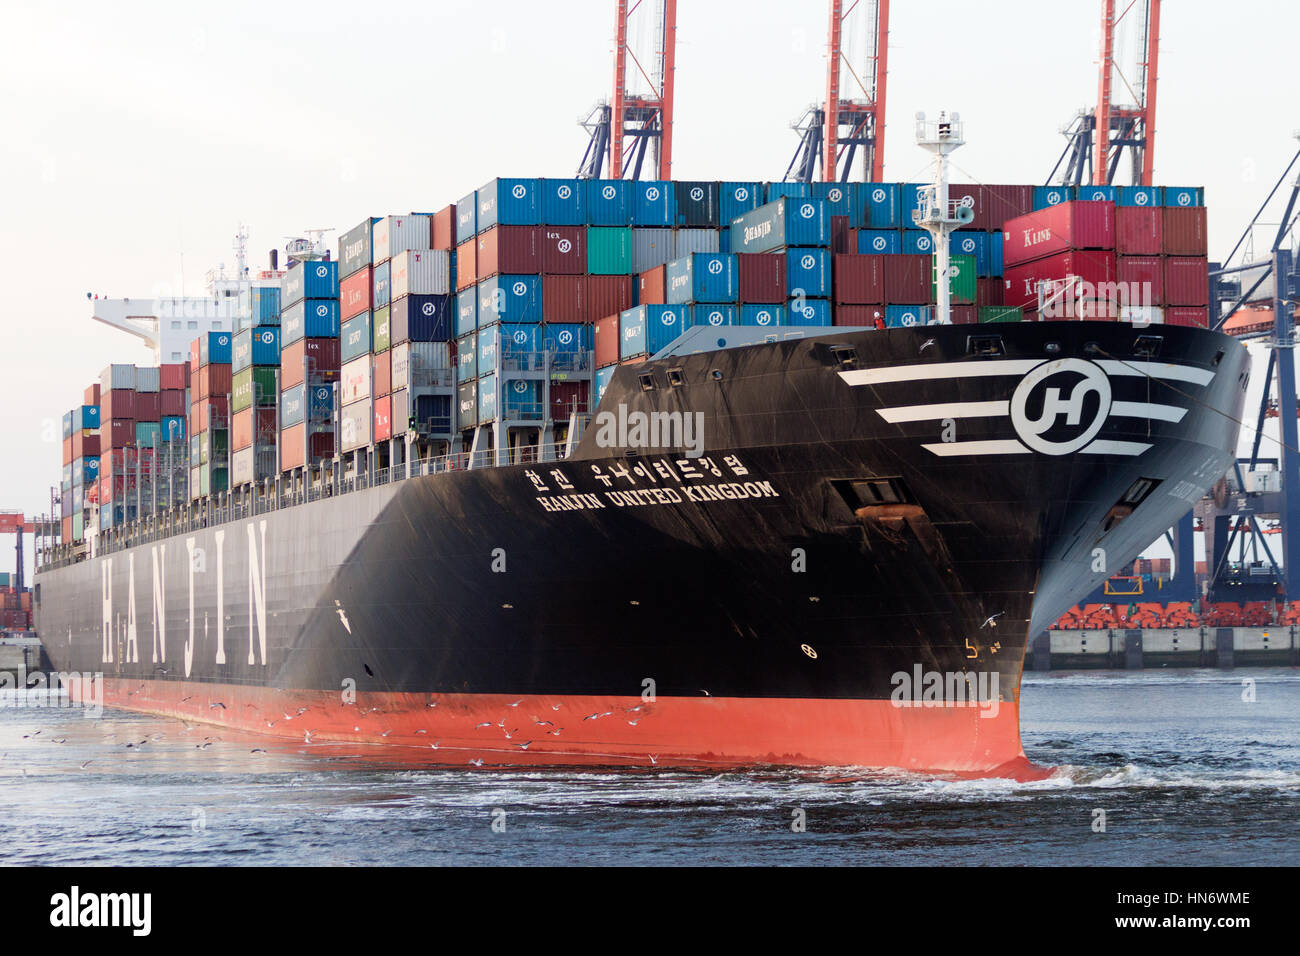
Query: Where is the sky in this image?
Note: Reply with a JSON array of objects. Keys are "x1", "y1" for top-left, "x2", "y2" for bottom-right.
[{"x1": 1, "y1": 0, "x2": 1296, "y2": 576}]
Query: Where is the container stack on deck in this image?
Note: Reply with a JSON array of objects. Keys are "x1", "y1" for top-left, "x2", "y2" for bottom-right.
[
  {"x1": 280, "y1": 258, "x2": 339, "y2": 476},
  {"x1": 60, "y1": 398, "x2": 100, "y2": 543},
  {"x1": 230, "y1": 324, "x2": 280, "y2": 487},
  {"x1": 189, "y1": 332, "x2": 233, "y2": 499},
  {"x1": 0, "y1": 573, "x2": 31, "y2": 631}
]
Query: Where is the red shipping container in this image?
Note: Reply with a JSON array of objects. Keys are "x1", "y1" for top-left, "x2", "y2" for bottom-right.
[
  {"x1": 830, "y1": 216, "x2": 852, "y2": 254},
  {"x1": 340, "y1": 267, "x2": 372, "y2": 320},
  {"x1": 951, "y1": 306, "x2": 979, "y2": 325},
  {"x1": 882, "y1": 254, "x2": 931, "y2": 304},
  {"x1": 161, "y1": 389, "x2": 186, "y2": 416},
  {"x1": 550, "y1": 381, "x2": 591, "y2": 421},
  {"x1": 585, "y1": 275, "x2": 634, "y2": 324},
  {"x1": 84, "y1": 383, "x2": 101, "y2": 406},
  {"x1": 833, "y1": 254, "x2": 884, "y2": 305},
  {"x1": 834, "y1": 305, "x2": 884, "y2": 328},
  {"x1": 279, "y1": 424, "x2": 335, "y2": 470},
  {"x1": 542, "y1": 275, "x2": 584, "y2": 322},
  {"x1": 1117, "y1": 256, "x2": 1164, "y2": 306},
  {"x1": 1163, "y1": 257, "x2": 1210, "y2": 306},
  {"x1": 191, "y1": 396, "x2": 229, "y2": 434},
  {"x1": 72, "y1": 431, "x2": 100, "y2": 460},
  {"x1": 61, "y1": 435, "x2": 73, "y2": 464},
  {"x1": 1165, "y1": 306, "x2": 1210, "y2": 328},
  {"x1": 476, "y1": 225, "x2": 540, "y2": 278},
  {"x1": 737, "y1": 254, "x2": 786, "y2": 303},
  {"x1": 189, "y1": 339, "x2": 201, "y2": 373},
  {"x1": 594, "y1": 313, "x2": 621, "y2": 368},
  {"x1": 373, "y1": 395, "x2": 392, "y2": 442},
  {"x1": 432, "y1": 205, "x2": 456, "y2": 250},
  {"x1": 1161, "y1": 207, "x2": 1208, "y2": 256},
  {"x1": 160, "y1": 363, "x2": 188, "y2": 390},
  {"x1": 1116, "y1": 206, "x2": 1162, "y2": 256},
  {"x1": 372, "y1": 349, "x2": 392, "y2": 398},
  {"x1": 979, "y1": 185, "x2": 1034, "y2": 230},
  {"x1": 281, "y1": 338, "x2": 341, "y2": 388},
  {"x1": 456, "y1": 238, "x2": 478, "y2": 291},
  {"x1": 638, "y1": 266, "x2": 667, "y2": 305},
  {"x1": 107, "y1": 419, "x2": 136, "y2": 449},
  {"x1": 232, "y1": 408, "x2": 276, "y2": 451},
  {"x1": 541, "y1": 226, "x2": 586, "y2": 275},
  {"x1": 1002, "y1": 250, "x2": 1118, "y2": 309},
  {"x1": 197, "y1": 364, "x2": 232, "y2": 401},
  {"x1": 135, "y1": 391, "x2": 161, "y2": 422},
  {"x1": 101, "y1": 389, "x2": 136, "y2": 422},
  {"x1": 976, "y1": 277, "x2": 1004, "y2": 307},
  {"x1": 1002, "y1": 201, "x2": 1115, "y2": 268}
]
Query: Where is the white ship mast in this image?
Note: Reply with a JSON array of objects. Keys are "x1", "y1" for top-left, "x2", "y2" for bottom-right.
[{"x1": 912, "y1": 111, "x2": 972, "y2": 326}]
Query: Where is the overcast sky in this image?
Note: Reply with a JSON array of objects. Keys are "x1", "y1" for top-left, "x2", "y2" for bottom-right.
[{"x1": 1, "y1": 0, "x2": 1295, "y2": 574}]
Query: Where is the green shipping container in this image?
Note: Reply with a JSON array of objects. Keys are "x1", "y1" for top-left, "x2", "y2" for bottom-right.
[
  {"x1": 196, "y1": 464, "x2": 229, "y2": 497},
  {"x1": 979, "y1": 306, "x2": 1023, "y2": 323},
  {"x1": 932, "y1": 254, "x2": 977, "y2": 305},
  {"x1": 373, "y1": 305, "x2": 392, "y2": 353},
  {"x1": 72, "y1": 513, "x2": 84, "y2": 541},
  {"x1": 587, "y1": 227, "x2": 634, "y2": 275},
  {"x1": 232, "y1": 367, "x2": 277, "y2": 412},
  {"x1": 199, "y1": 428, "x2": 229, "y2": 467}
]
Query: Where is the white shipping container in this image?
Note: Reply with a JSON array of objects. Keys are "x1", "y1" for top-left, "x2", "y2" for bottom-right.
[
  {"x1": 341, "y1": 355, "x2": 371, "y2": 404},
  {"x1": 135, "y1": 366, "x2": 162, "y2": 393},
  {"x1": 372, "y1": 215, "x2": 432, "y2": 264},
  {"x1": 100, "y1": 364, "x2": 136, "y2": 392},
  {"x1": 632, "y1": 228, "x2": 675, "y2": 273},
  {"x1": 673, "y1": 229, "x2": 720, "y2": 257},
  {"x1": 340, "y1": 399, "x2": 373, "y2": 452},
  {"x1": 391, "y1": 343, "x2": 411, "y2": 391},
  {"x1": 231, "y1": 446, "x2": 255, "y2": 486},
  {"x1": 1120, "y1": 305, "x2": 1165, "y2": 326},
  {"x1": 390, "y1": 249, "x2": 450, "y2": 298}
]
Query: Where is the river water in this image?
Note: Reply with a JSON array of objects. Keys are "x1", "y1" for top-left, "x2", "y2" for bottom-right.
[{"x1": 1, "y1": 668, "x2": 1296, "y2": 866}]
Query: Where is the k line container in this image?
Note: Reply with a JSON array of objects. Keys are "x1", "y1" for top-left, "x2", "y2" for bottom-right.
[
  {"x1": 1002, "y1": 201, "x2": 1116, "y2": 267},
  {"x1": 1002, "y1": 250, "x2": 1119, "y2": 308}
]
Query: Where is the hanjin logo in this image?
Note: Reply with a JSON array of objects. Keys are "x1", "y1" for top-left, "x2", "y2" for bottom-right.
[
  {"x1": 755, "y1": 310, "x2": 773, "y2": 326},
  {"x1": 514, "y1": 379, "x2": 528, "y2": 393},
  {"x1": 260, "y1": 331, "x2": 274, "y2": 344},
  {"x1": 1135, "y1": 191, "x2": 1150, "y2": 206},
  {"x1": 872, "y1": 187, "x2": 886, "y2": 203},
  {"x1": 1047, "y1": 190, "x2": 1063, "y2": 205},
  {"x1": 960, "y1": 238, "x2": 976, "y2": 253},
  {"x1": 708, "y1": 311, "x2": 725, "y2": 326},
  {"x1": 602, "y1": 185, "x2": 617, "y2": 200},
  {"x1": 316, "y1": 265, "x2": 328, "y2": 277},
  {"x1": 513, "y1": 330, "x2": 528, "y2": 344},
  {"x1": 707, "y1": 259, "x2": 723, "y2": 274},
  {"x1": 512, "y1": 281, "x2": 527, "y2": 296},
  {"x1": 735, "y1": 187, "x2": 750, "y2": 201},
  {"x1": 873, "y1": 236, "x2": 888, "y2": 251},
  {"x1": 799, "y1": 202, "x2": 816, "y2": 219},
  {"x1": 558, "y1": 329, "x2": 574, "y2": 345},
  {"x1": 512, "y1": 183, "x2": 527, "y2": 199},
  {"x1": 1010, "y1": 359, "x2": 1111, "y2": 454},
  {"x1": 690, "y1": 187, "x2": 704, "y2": 201},
  {"x1": 557, "y1": 238, "x2": 572, "y2": 254},
  {"x1": 557, "y1": 184, "x2": 572, "y2": 199},
  {"x1": 1176, "y1": 191, "x2": 1192, "y2": 206},
  {"x1": 661, "y1": 311, "x2": 677, "y2": 326},
  {"x1": 828, "y1": 188, "x2": 843, "y2": 203},
  {"x1": 316, "y1": 304, "x2": 328, "y2": 317},
  {"x1": 800, "y1": 253, "x2": 816, "y2": 270},
  {"x1": 646, "y1": 186, "x2": 661, "y2": 201},
  {"x1": 422, "y1": 302, "x2": 435, "y2": 316}
]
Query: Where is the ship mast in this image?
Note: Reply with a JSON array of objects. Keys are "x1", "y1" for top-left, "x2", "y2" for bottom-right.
[{"x1": 911, "y1": 111, "x2": 969, "y2": 326}]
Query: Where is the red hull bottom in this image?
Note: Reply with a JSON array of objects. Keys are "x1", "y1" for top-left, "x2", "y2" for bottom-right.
[{"x1": 83, "y1": 678, "x2": 1044, "y2": 778}]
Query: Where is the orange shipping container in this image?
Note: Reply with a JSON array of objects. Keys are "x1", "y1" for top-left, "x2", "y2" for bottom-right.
[{"x1": 373, "y1": 395, "x2": 392, "y2": 442}]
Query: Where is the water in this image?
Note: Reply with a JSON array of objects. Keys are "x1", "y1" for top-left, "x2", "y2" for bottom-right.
[{"x1": 1, "y1": 669, "x2": 1296, "y2": 866}]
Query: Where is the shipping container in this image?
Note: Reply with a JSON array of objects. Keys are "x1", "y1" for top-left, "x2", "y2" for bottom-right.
[
  {"x1": 455, "y1": 238, "x2": 478, "y2": 292},
  {"x1": 1164, "y1": 257, "x2": 1210, "y2": 306},
  {"x1": 1116, "y1": 205, "x2": 1162, "y2": 256},
  {"x1": 391, "y1": 387, "x2": 410, "y2": 435},
  {"x1": 281, "y1": 260, "x2": 338, "y2": 306},
  {"x1": 457, "y1": 333, "x2": 478, "y2": 383},
  {"x1": 1117, "y1": 256, "x2": 1165, "y2": 306},
  {"x1": 594, "y1": 312, "x2": 620, "y2": 368},
  {"x1": 373, "y1": 214, "x2": 433, "y2": 262},
  {"x1": 390, "y1": 249, "x2": 451, "y2": 298},
  {"x1": 810, "y1": 182, "x2": 851, "y2": 218},
  {"x1": 1032, "y1": 186, "x2": 1072, "y2": 210},
  {"x1": 688, "y1": 304, "x2": 738, "y2": 328},
  {"x1": 833, "y1": 255, "x2": 884, "y2": 304},
  {"x1": 457, "y1": 381, "x2": 478, "y2": 429},
  {"x1": 279, "y1": 382, "x2": 333, "y2": 429},
  {"x1": 674, "y1": 181, "x2": 719, "y2": 227},
  {"x1": 718, "y1": 182, "x2": 762, "y2": 223},
  {"x1": 738, "y1": 304, "x2": 782, "y2": 327},
  {"x1": 71, "y1": 404, "x2": 101, "y2": 431},
  {"x1": 279, "y1": 422, "x2": 334, "y2": 471},
  {"x1": 476, "y1": 225, "x2": 540, "y2": 277},
  {"x1": 231, "y1": 407, "x2": 276, "y2": 451},
  {"x1": 391, "y1": 294, "x2": 454, "y2": 344},
  {"x1": 501, "y1": 378, "x2": 542, "y2": 420},
  {"x1": 549, "y1": 380, "x2": 590, "y2": 422},
  {"x1": 1002, "y1": 201, "x2": 1116, "y2": 267},
  {"x1": 372, "y1": 259, "x2": 391, "y2": 310},
  {"x1": 542, "y1": 275, "x2": 584, "y2": 322},
  {"x1": 786, "y1": 299, "x2": 832, "y2": 326},
  {"x1": 902, "y1": 230, "x2": 935, "y2": 255},
  {"x1": 100, "y1": 364, "x2": 137, "y2": 392},
  {"x1": 339, "y1": 218, "x2": 379, "y2": 279},
  {"x1": 1075, "y1": 185, "x2": 1117, "y2": 203},
  {"x1": 765, "y1": 182, "x2": 812, "y2": 202},
  {"x1": 977, "y1": 184, "x2": 1033, "y2": 229},
  {"x1": 594, "y1": 365, "x2": 616, "y2": 406},
  {"x1": 477, "y1": 374, "x2": 497, "y2": 422},
  {"x1": 476, "y1": 275, "x2": 541, "y2": 325},
  {"x1": 540, "y1": 178, "x2": 586, "y2": 225},
  {"x1": 884, "y1": 305, "x2": 933, "y2": 328},
  {"x1": 1161, "y1": 206, "x2": 1208, "y2": 256},
  {"x1": 832, "y1": 305, "x2": 882, "y2": 327},
  {"x1": 933, "y1": 254, "x2": 977, "y2": 305},
  {"x1": 455, "y1": 289, "x2": 479, "y2": 337},
  {"x1": 584, "y1": 179, "x2": 633, "y2": 225},
  {"x1": 950, "y1": 231, "x2": 990, "y2": 275},
  {"x1": 785, "y1": 247, "x2": 831, "y2": 298},
  {"x1": 340, "y1": 267, "x2": 372, "y2": 319},
  {"x1": 1002, "y1": 250, "x2": 1119, "y2": 309},
  {"x1": 231, "y1": 366, "x2": 277, "y2": 413},
  {"x1": 1163, "y1": 187, "x2": 1204, "y2": 208},
  {"x1": 587, "y1": 227, "x2": 634, "y2": 274},
  {"x1": 882, "y1": 254, "x2": 932, "y2": 303},
  {"x1": 1165, "y1": 306, "x2": 1210, "y2": 327},
  {"x1": 673, "y1": 228, "x2": 720, "y2": 258},
  {"x1": 84, "y1": 383, "x2": 101, "y2": 406},
  {"x1": 477, "y1": 179, "x2": 541, "y2": 232},
  {"x1": 371, "y1": 394, "x2": 392, "y2": 441},
  {"x1": 160, "y1": 363, "x2": 188, "y2": 391},
  {"x1": 618, "y1": 305, "x2": 686, "y2": 359},
  {"x1": 540, "y1": 226, "x2": 587, "y2": 275},
  {"x1": 585, "y1": 274, "x2": 634, "y2": 322},
  {"x1": 666, "y1": 253, "x2": 739, "y2": 304},
  {"x1": 280, "y1": 338, "x2": 341, "y2": 389},
  {"x1": 979, "y1": 306, "x2": 1024, "y2": 323},
  {"x1": 372, "y1": 305, "x2": 391, "y2": 352},
  {"x1": 857, "y1": 229, "x2": 902, "y2": 255},
  {"x1": 857, "y1": 182, "x2": 902, "y2": 228},
  {"x1": 632, "y1": 180, "x2": 675, "y2": 226},
  {"x1": 1118, "y1": 186, "x2": 1163, "y2": 208},
  {"x1": 340, "y1": 399, "x2": 372, "y2": 452},
  {"x1": 340, "y1": 312, "x2": 373, "y2": 363},
  {"x1": 341, "y1": 355, "x2": 371, "y2": 404},
  {"x1": 730, "y1": 197, "x2": 828, "y2": 254},
  {"x1": 457, "y1": 192, "x2": 478, "y2": 245},
  {"x1": 631, "y1": 228, "x2": 675, "y2": 273},
  {"x1": 231, "y1": 326, "x2": 280, "y2": 372},
  {"x1": 543, "y1": 323, "x2": 593, "y2": 354},
  {"x1": 432, "y1": 205, "x2": 456, "y2": 250},
  {"x1": 196, "y1": 364, "x2": 232, "y2": 402},
  {"x1": 372, "y1": 349, "x2": 391, "y2": 398},
  {"x1": 736, "y1": 253, "x2": 785, "y2": 303},
  {"x1": 135, "y1": 366, "x2": 161, "y2": 393},
  {"x1": 280, "y1": 299, "x2": 340, "y2": 345}
]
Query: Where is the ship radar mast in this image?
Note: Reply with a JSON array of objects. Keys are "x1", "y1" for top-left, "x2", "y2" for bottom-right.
[
  {"x1": 284, "y1": 229, "x2": 333, "y2": 265},
  {"x1": 912, "y1": 110, "x2": 970, "y2": 326}
]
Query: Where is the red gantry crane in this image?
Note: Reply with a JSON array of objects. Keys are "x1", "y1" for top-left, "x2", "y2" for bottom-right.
[{"x1": 578, "y1": 0, "x2": 677, "y2": 180}]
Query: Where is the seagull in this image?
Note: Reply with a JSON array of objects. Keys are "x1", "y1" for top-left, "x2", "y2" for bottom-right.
[
  {"x1": 535, "y1": 720, "x2": 555, "y2": 728},
  {"x1": 380, "y1": 730, "x2": 392, "y2": 737},
  {"x1": 430, "y1": 742, "x2": 439, "y2": 750},
  {"x1": 475, "y1": 722, "x2": 492, "y2": 729},
  {"x1": 426, "y1": 701, "x2": 438, "y2": 709},
  {"x1": 700, "y1": 690, "x2": 711, "y2": 697},
  {"x1": 180, "y1": 697, "x2": 193, "y2": 703},
  {"x1": 518, "y1": 741, "x2": 532, "y2": 750},
  {"x1": 415, "y1": 729, "x2": 428, "y2": 735},
  {"x1": 584, "y1": 712, "x2": 612, "y2": 721},
  {"x1": 303, "y1": 730, "x2": 316, "y2": 743},
  {"x1": 981, "y1": 612, "x2": 1004, "y2": 629},
  {"x1": 196, "y1": 742, "x2": 213, "y2": 750},
  {"x1": 251, "y1": 748, "x2": 267, "y2": 755},
  {"x1": 266, "y1": 720, "x2": 277, "y2": 728},
  {"x1": 468, "y1": 758, "x2": 483, "y2": 767},
  {"x1": 649, "y1": 754, "x2": 658, "y2": 766},
  {"x1": 627, "y1": 719, "x2": 640, "y2": 726},
  {"x1": 209, "y1": 702, "x2": 226, "y2": 710},
  {"x1": 79, "y1": 760, "x2": 93, "y2": 769},
  {"x1": 51, "y1": 737, "x2": 67, "y2": 744},
  {"x1": 551, "y1": 704, "x2": 561, "y2": 711},
  {"x1": 626, "y1": 705, "x2": 645, "y2": 714},
  {"x1": 920, "y1": 338, "x2": 936, "y2": 352}
]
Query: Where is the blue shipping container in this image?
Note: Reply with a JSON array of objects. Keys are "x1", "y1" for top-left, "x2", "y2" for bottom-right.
[
  {"x1": 729, "y1": 197, "x2": 829, "y2": 254},
  {"x1": 885, "y1": 305, "x2": 933, "y2": 328},
  {"x1": 161, "y1": 416, "x2": 186, "y2": 441},
  {"x1": 785, "y1": 248, "x2": 831, "y2": 298},
  {"x1": 477, "y1": 178, "x2": 541, "y2": 232},
  {"x1": 665, "y1": 253, "x2": 739, "y2": 304},
  {"x1": 498, "y1": 322, "x2": 543, "y2": 357},
  {"x1": 373, "y1": 260, "x2": 391, "y2": 310},
  {"x1": 902, "y1": 230, "x2": 936, "y2": 255},
  {"x1": 502, "y1": 378, "x2": 542, "y2": 419},
  {"x1": 1075, "y1": 185, "x2": 1117, "y2": 203},
  {"x1": 719, "y1": 182, "x2": 762, "y2": 223},
  {"x1": 858, "y1": 229, "x2": 902, "y2": 255},
  {"x1": 477, "y1": 275, "x2": 542, "y2": 325},
  {"x1": 1164, "y1": 186, "x2": 1204, "y2": 207},
  {"x1": 632, "y1": 180, "x2": 676, "y2": 227},
  {"x1": 1118, "y1": 186, "x2": 1163, "y2": 208},
  {"x1": 786, "y1": 299, "x2": 832, "y2": 326},
  {"x1": 687, "y1": 304, "x2": 738, "y2": 329},
  {"x1": 856, "y1": 183, "x2": 903, "y2": 228},
  {"x1": 950, "y1": 232, "x2": 990, "y2": 276},
  {"x1": 456, "y1": 289, "x2": 478, "y2": 337},
  {"x1": 811, "y1": 182, "x2": 852, "y2": 217},
  {"x1": 584, "y1": 179, "x2": 633, "y2": 225},
  {"x1": 1033, "y1": 185, "x2": 1072, "y2": 210},
  {"x1": 135, "y1": 422, "x2": 161, "y2": 448},
  {"x1": 249, "y1": 286, "x2": 281, "y2": 322},
  {"x1": 544, "y1": 323, "x2": 592, "y2": 353},
  {"x1": 619, "y1": 305, "x2": 686, "y2": 359},
  {"x1": 595, "y1": 364, "x2": 616, "y2": 405},
  {"x1": 988, "y1": 235, "x2": 1004, "y2": 277},
  {"x1": 540, "y1": 178, "x2": 586, "y2": 225},
  {"x1": 739, "y1": 304, "x2": 783, "y2": 327},
  {"x1": 478, "y1": 374, "x2": 497, "y2": 422},
  {"x1": 281, "y1": 260, "x2": 338, "y2": 306},
  {"x1": 280, "y1": 299, "x2": 340, "y2": 345},
  {"x1": 199, "y1": 331, "x2": 232, "y2": 366},
  {"x1": 456, "y1": 333, "x2": 477, "y2": 383},
  {"x1": 340, "y1": 312, "x2": 373, "y2": 363},
  {"x1": 477, "y1": 328, "x2": 498, "y2": 370},
  {"x1": 456, "y1": 191, "x2": 477, "y2": 244},
  {"x1": 765, "y1": 182, "x2": 812, "y2": 202}
]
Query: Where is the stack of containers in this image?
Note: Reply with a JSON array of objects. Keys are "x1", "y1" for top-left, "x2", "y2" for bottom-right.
[
  {"x1": 231, "y1": 325, "x2": 281, "y2": 486},
  {"x1": 157, "y1": 362, "x2": 189, "y2": 509},
  {"x1": 387, "y1": 216, "x2": 453, "y2": 442},
  {"x1": 60, "y1": 400, "x2": 100, "y2": 542},
  {"x1": 97, "y1": 363, "x2": 142, "y2": 528},
  {"x1": 730, "y1": 195, "x2": 833, "y2": 326},
  {"x1": 280, "y1": 258, "x2": 340, "y2": 468},
  {"x1": 188, "y1": 332, "x2": 233, "y2": 499},
  {"x1": 1116, "y1": 187, "x2": 1210, "y2": 327},
  {"x1": 1001, "y1": 200, "x2": 1119, "y2": 320}
]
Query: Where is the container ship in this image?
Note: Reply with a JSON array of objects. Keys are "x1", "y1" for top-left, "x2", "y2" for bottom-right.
[{"x1": 34, "y1": 126, "x2": 1247, "y2": 773}]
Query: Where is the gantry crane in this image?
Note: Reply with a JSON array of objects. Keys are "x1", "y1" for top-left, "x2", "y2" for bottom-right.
[
  {"x1": 578, "y1": 0, "x2": 677, "y2": 180},
  {"x1": 785, "y1": 0, "x2": 890, "y2": 183},
  {"x1": 1048, "y1": 0, "x2": 1161, "y2": 187}
]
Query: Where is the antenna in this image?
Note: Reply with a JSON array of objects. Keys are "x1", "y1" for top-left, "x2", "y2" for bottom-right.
[{"x1": 912, "y1": 111, "x2": 968, "y2": 326}]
